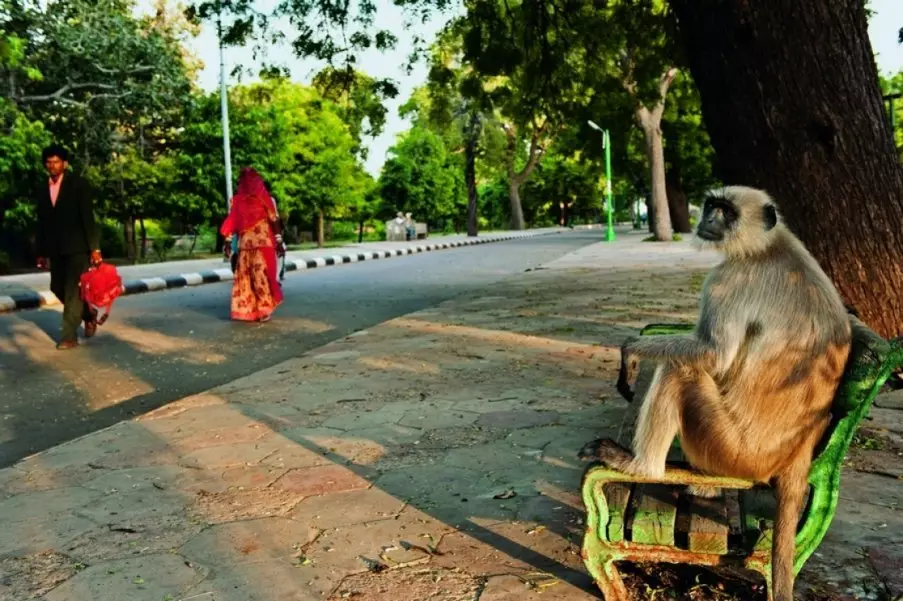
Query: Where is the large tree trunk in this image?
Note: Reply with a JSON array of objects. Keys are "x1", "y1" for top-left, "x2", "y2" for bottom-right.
[
  {"x1": 466, "y1": 113, "x2": 480, "y2": 237},
  {"x1": 671, "y1": 0, "x2": 903, "y2": 338},
  {"x1": 465, "y1": 144, "x2": 479, "y2": 236},
  {"x1": 508, "y1": 183, "x2": 526, "y2": 230},
  {"x1": 666, "y1": 168, "x2": 692, "y2": 233},
  {"x1": 316, "y1": 209, "x2": 325, "y2": 248},
  {"x1": 639, "y1": 117, "x2": 674, "y2": 241},
  {"x1": 124, "y1": 218, "x2": 137, "y2": 263},
  {"x1": 139, "y1": 219, "x2": 147, "y2": 260}
]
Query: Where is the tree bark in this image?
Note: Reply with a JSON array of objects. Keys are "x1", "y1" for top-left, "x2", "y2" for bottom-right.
[
  {"x1": 639, "y1": 116, "x2": 673, "y2": 241},
  {"x1": 465, "y1": 111, "x2": 481, "y2": 237},
  {"x1": 358, "y1": 219, "x2": 365, "y2": 243},
  {"x1": 124, "y1": 217, "x2": 136, "y2": 263},
  {"x1": 503, "y1": 121, "x2": 548, "y2": 231},
  {"x1": 508, "y1": 183, "x2": 526, "y2": 231},
  {"x1": 466, "y1": 138, "x2": 479, "y2": 237},
  {"x1": 316, "y1": 209, "x2": 325, "y2": 248},
  {"x1": 138, "y1": 219, "x2": 147, "y2": 260},
  {"x1": 624, "y1": 66, "x2": 677, "y2": 241},
  {"x1": 671, "y1": 0, "x2": 903, "y2": 338},
  {"x1": 666, "y1": 168, "x2": 692, "y2": 233}
]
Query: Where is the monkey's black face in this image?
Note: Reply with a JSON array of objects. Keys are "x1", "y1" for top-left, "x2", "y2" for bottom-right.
[{"x1": 696, "y1": 196, "x2": 739, "y2": 242}]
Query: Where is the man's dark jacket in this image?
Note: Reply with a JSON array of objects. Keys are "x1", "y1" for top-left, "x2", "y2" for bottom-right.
[{"x1": 36, "y1": 172, "x2": 99, "y2": 257}]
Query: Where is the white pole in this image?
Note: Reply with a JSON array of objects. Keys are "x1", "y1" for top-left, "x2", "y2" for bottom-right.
[
  {"x1": 218, "y1": 11, "x2": 233, "y2": 206},
  {"x1": 217, "y1": 7, "x2": 236, "y2": 259}
]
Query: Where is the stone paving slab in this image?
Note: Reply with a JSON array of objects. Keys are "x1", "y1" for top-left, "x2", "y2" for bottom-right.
[{"x1": 0, "y1": 238, "x2": 900, "y2": 601}]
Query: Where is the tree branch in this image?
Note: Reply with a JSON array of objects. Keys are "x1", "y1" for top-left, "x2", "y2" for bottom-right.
[
  {"x1": 651, "y1": 66, "x2": 678, "y2": 122},
  {"x1": 15, "y1": 81, "x2": 121, "y2": 104}
]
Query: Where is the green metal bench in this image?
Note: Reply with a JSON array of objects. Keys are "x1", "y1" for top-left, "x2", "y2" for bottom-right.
[{"x1": 581, "y1": 318, "x2": 903, "y2": 601}]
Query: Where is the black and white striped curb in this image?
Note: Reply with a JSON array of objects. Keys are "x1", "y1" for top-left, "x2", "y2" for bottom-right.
[{"x1": 0, "y1": 229, "x2": 562, "y2": 313}]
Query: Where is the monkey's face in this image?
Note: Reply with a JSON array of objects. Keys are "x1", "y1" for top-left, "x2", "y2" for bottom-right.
[
  {"x1": 695, "y1": 186, "x2": 782, "y2": 256},
  {"x1": 696, "y1": 195, "x2": 738, "y2": 243}
]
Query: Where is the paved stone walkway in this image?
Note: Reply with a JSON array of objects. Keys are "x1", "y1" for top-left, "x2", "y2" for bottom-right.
[{"x1": 1, "y1": 234, "x2": 900, "y2": 601}]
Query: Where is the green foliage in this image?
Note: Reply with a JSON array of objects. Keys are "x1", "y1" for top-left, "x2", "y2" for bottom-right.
[
  {"x1": 98, "y1": 220, "x2": 126, "y2": 258},
  {"x1": 879, "y1": 71, "x2": 903, "y2": 157},
  {"x1": 0, "y1": 98, "x2": 49, "y2": 229},
  {"x1": 3, "y1": 0, "x2": 194, "y2": 164},
  {"x1": 379, "y1": 125, "x2": 465, "y2": 224},
  {"x1": 173, "y1": 79, "x2": 371, "y2": 229},
  {"x1": 313, "y1": 67, "x2": 395, "y2": 159}
]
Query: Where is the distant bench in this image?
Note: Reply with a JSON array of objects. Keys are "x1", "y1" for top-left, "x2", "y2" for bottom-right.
[{"x1": 385, "y1": 220, "x2": 428, "y2": 241}]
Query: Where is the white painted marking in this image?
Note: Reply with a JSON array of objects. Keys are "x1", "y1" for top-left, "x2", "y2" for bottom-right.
[
  {"x1": 181, "y1": 273, "x2": 204, "y2": 286},
  {"x1": 141, "y1": 277, "x2": 168, "y2": 291}
]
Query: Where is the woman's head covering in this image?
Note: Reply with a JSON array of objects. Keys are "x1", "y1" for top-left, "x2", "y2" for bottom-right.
[{"x1": 221, "y1": 167, "x2": 275, "y2": 236}]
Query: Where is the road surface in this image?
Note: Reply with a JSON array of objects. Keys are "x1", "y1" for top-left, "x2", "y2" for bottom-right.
[{"x1": 0, "y1": 231, "x2": 598, "y2": 467}]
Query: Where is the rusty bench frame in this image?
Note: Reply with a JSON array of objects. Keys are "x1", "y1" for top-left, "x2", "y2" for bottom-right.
[{"x1": 581, "y1": 319, "x2": 903, "y2": 601}]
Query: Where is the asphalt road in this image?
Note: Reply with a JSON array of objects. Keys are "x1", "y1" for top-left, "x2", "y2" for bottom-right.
[{"x1": 0, "y1": 231, "x2": 598, "y2": 467}]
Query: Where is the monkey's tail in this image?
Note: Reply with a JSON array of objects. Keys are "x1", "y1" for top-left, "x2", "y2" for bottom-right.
[{"x1": 771, "y1": 466, "x2": 808, "y2": 601}]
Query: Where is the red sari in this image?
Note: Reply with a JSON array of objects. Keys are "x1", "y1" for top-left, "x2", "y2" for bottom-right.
[{"x1": 220, "y1": 169, "x2": 283, "y2": 322}]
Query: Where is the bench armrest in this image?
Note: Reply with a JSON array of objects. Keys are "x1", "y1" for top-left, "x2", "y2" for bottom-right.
[
  {"x1": 581, "y1": 440, "x2": 756, "y2": 490},
  {"x1": 640, "y1": 323, "x2": 696, "y2": 337},
  {"x1": 583, "y1": 462, "x2": 756, "y2": 491}
]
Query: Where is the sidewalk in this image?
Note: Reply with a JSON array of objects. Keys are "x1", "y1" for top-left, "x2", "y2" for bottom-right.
[
  {"x1": 0, "y1": 228, "x2": 563, "y2": 312},
  {"x1": 1, "y1": 236, "x2": 900, "y2": 601}
]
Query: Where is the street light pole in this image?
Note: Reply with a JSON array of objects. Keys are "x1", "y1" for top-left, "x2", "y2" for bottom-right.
[
  {"x1": 588, "y1": 120, "x2": 616, "y2": 242},
  {"x1": 217, "y1": 6, "x2": 236, "y2": 257}
]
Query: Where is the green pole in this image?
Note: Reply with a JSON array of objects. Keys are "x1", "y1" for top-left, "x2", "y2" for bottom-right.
[{"x1": 604, "y1": 129, "x2": 616, "y2": 242}]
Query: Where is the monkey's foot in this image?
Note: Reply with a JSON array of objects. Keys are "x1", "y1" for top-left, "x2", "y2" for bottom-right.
[
  {"x1": 686, "y1": 485, "x2": 722, "y2": 498},
  {"x1": 578, "y1": 438, "x2": 633, "y2": 470}
]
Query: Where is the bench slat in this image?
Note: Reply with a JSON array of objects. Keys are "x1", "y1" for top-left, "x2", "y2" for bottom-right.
[
  {"x1": 725, "y1": 489, "x2": 743, "y2": 537},
  {"x1": 604, "y1": 483, "x2": 632, "y2": 543},
  {"x1": 629, "y1": 484, "x2": 679, "y2": 546},
  {"x1": 687, "y1": 495, "x2": 730, "y2": 555}
]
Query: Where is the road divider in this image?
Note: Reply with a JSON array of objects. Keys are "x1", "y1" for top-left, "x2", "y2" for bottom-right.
[{"x1": 0, "y1": 229, "x2": 562, "y2": 313}]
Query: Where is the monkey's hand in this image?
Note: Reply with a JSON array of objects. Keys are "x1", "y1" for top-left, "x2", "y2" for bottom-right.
[{"x1": 616, "y1": 338, "x2": 640, "y2": 402}]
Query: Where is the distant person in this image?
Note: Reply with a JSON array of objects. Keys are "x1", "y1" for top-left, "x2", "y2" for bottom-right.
[
  {"x1": 221, "y1": 167, "x2": 283, "y2": 322},
  {"x1": 34, "y1": 144, "x2": 102, "y2": 350},
  {"x1": 404, "y1": 212, "x2": 415, "y2": 241}
]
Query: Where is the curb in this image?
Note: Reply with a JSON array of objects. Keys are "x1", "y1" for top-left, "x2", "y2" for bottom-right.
[{"x1": 0, "y1": 229, "x2": 562, "y2": 313}]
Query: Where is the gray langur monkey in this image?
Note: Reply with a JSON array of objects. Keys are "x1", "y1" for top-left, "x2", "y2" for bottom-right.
[{"x1": 587, "y1": 186, "x2": 852, "y2": 601}]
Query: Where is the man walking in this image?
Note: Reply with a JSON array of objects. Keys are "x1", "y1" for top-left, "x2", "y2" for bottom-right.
[{"x1": 35, "y1": 145, "x2": 102, "y2": 350}]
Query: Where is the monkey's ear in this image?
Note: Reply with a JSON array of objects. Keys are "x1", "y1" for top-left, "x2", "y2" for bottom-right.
[{"x1": 763, "y1": 204, "x2": 778, "y2": 231}]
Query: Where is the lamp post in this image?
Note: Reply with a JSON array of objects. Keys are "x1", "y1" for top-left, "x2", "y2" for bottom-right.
[
  {"x1": 588, "y1": 120, "x2": 615, "y2": 241},
  {"x1": 216, "y1": 5, "x2": 236, "y2": 258}
]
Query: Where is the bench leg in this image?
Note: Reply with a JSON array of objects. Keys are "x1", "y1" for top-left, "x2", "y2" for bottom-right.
[
  {"x1": 584, "y1": 550, "x2": 629, "y2": 601},
  {"x1": 747, "y1": 563, "x2": 773, "y2": 601},
  {"x1": 597, "y1": 558, "x2": 629, "y2": 601}
]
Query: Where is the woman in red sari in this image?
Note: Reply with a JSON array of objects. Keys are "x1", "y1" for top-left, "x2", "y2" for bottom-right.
[{"x1": 221, "y1": 168, "x2": 284, "y2": 322}]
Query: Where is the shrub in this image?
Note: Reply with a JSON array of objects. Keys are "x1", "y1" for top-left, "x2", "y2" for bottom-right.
[{"x1": 99, "y1": 220, "x2": 126, "y2": 257}]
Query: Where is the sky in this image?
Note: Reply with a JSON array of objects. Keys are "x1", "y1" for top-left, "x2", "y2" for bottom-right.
[{"x1": 139, "y1": 0, "x2": 903, "y2": 177}]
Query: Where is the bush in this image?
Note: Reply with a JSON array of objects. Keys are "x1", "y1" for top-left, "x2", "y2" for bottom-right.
[
  {"x1": 330, "y1": 221, "x2": 359, "y2": 241},
  {"x1": 194, "y1": 225, "x2": 218, "y2": 254},
  {"x1": 99, "y1": 220, "x2": 126, "y2": 257},
  {"x1": 0, "y1": 250, "x2": 10, "y2": 275}
]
